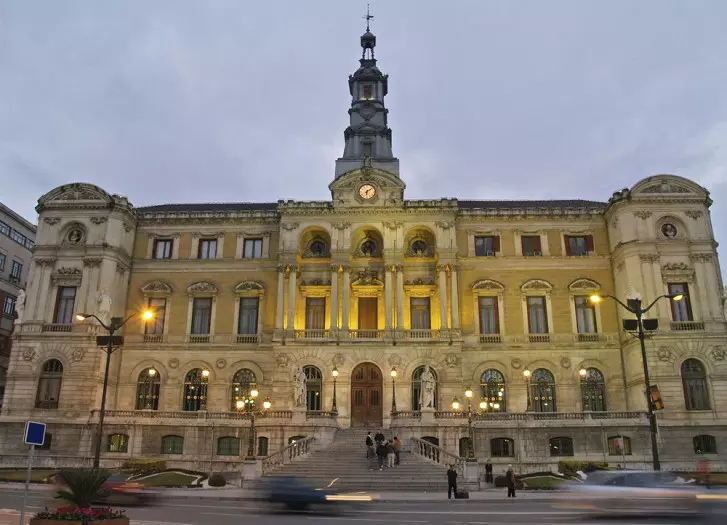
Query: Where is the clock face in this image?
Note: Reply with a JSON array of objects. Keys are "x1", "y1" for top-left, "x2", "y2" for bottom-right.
[{"x1": 359, "y1": 184, "x2": 376, "y2": 200}]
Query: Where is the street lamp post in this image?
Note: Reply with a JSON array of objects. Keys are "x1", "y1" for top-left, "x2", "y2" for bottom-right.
[
  {"x1": 332, "y1": 366, "x2": 339, "y2": 415},
  {"x1": 76, "y1": 309, "x2": 153, "y2": 469},
  {"x1": 452, "y1": 387, "x2": 486, "y2": 459},
  {"x1": 390, "y1": 369, "x2": 397, "y2": 414},
  {"x1": 236, "y1": 388, "x2": 271, "y2": 458},
  {"x1": 523, "y1": 368, "x2": 532, "y2": 412},
  {"x1": 589, "y1": 292, "x2": 684, "y2": 471}
]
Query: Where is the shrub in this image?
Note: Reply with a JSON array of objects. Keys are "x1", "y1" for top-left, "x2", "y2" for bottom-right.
[
  {"x1": 493, "y1": 475, "x2": 524, "y2": 490},
  {"x1": 35, "y1": 506, "x2": 126, "y2": 521},
  {"x1": 120, "y1": 459, "x2": 167, "y2": 477},
  {"x1": 558, "y1": 460, "x2": 609, "y2": 476},
  {"x1": 207, "y1": 473, "x2": 226, "y2": 487},
  {"x1": 54, "y1": 468, "x2": 111, "y2": 508}
]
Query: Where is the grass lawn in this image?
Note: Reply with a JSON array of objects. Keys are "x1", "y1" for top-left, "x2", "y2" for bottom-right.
[
  {"x1": 0, "y1": 469, "x2": 58, "y2": 482},
  {"x1": 138, "y1": 472, "x2": 198, "y2": 487},
  {"x1": 522, "y1": 476, "x2": 568, "y2": 490}
]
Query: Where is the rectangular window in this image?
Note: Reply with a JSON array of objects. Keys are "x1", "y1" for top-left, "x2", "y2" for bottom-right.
[
  {"x1": 10, "y1": 261, "x2": 22, "y2": 281},
  {"x1": 153, "y1": 239, "x2": 173, "y2": 259},
  {"x1": 565, "y1": 235, "x2": 593, "y2": 256},
  {"x1": 10, "y1": 230, "x2": 26, "y2": 246},
  {"x1": 3, "y1": 295, "x2": 15, "y2": 317},
  {"x1": 198, "y1": 239, "x2": 217, "y2": 259},
  {"x1": 0, "y1": 253, "x2": 5, "y2": 271},
  {"x1": 668, "y1": 283, "x2": 693, "y2": 322},
  {"x1": 145, "y1": 298, "x2": 167, "y2": 334},
  {"x1": 190, "y1": 298, "x2": 212, "y2": 334},
  {"x1": 362, "y1": 85, "x2": 372, "y2": 100},
  {"x1": 526, "y1": 296, "x2": 548, "y2": 333},
  {"x1": 478, "y1": 297, "x2": 499, "y2": 334},
  {"x1": 521, "y1": 235, "x2": 542, "y2": 256},
  {"x1": 305, "y1": 298, "x2": 325, "y2": 330},
  {"x1": 243, "y1": 238, "x2": 263, "y2": 259},
  {"x1": 574, "y1": 296, "x2": 597, "y2": 333},
  {"x1": 238, "y1": 297, "x2": 259, "y2": 334},
  {"x1": 54, "y1": 287, "x2": 77, "y2": 324},
  {"x1": 410, "y1": 297, "x2": 431, "y2": 330},
  {"x1": 25, "y1": 238, "x2": 35, "y2": 250},
  {"x1": 475, "y1": 235, "x2": 500, "y2": 256},
  {"x1": 0, "y1": 221, "x2": 9, "y2": 236}
]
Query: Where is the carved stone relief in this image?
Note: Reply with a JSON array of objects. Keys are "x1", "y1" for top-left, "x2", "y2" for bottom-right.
[
  {"x1": 44, "y1": 217, "x2": 61, "y2": 225},
  {"x1": 90, "y1": 216, "x2": 108, "y2": 225},
  {"x1": 445, "y1": 354, "x2": 460, "y2": 367},
  {"x1": 216, "y1": 359, "x2": 227, "y2": 369},
  {"x1": 388, "y1": 354, "x2": 403, "y2": 368},
  {"x1": 711, "y1": 347, "x2": 726, "y2": 362},
  {"x1": 187, "y1": 281, "x2": 218, "y2": 295},
  {"x1": 634, "y1": 211, "x2": 652, "y2": 220},
  {"x1": 639, "y1": 254, "x2": 660, "y2": 264},
  {"x1": 281, "y1": 223, "x2": 300, "y2": 231},
  {"x1": 560, "y1": 357, "x2": 572, "y2": 369},
  {"x1": 332, "y1": 353, "x2": 345, "y2": 367},
  {"x1": 510, "y1": 358, "x2": 522, "y2": 370},
  {"x1": 276, "y1": 354, "x2": 290, "y2": 368},
  {"x1": 22, "y1": 348, "x2": 36, "y2": 362},
  {"x1": 690, "y1": 253, "x2": 713, "y2": 263},
  {"x1": 657, "y1": 347, "x2": 672, "y2": 362},
  {"x1": 685, "y1": 210, "x2": 703, "y2": 220},
  {"x1": 71, "y1": 348, "x2": 85, "y2": 362},
  {"x1": 641, "y1": 181, "x2": 690, "y2": 193},
  {"x1": 662, "y1": 262, "x2": 691, "y2": 272}
]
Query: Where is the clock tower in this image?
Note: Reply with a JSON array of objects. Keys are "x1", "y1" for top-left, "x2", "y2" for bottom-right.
[{"x1": 333, "y1": 14, "x2": 401, "y2": 180}]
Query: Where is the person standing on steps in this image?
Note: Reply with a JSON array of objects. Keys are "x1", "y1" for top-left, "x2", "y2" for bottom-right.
[
  {"x1": 374, "y1": 429, "x2": 384, "y2": 448},
  {"x1": 505, "y1": 464, "x2": 517, "y2": 498},
  {"x1": 386, "y1": 440, "x2": 396, "y2": 468},
  {"x1": 365, "y1": 432, "x2": 374, "y2": 458},
  {"x1": 447, "y1": 464, "x2": 458, "y2": 500},
  {"x1": 393, "y1": 436, "x2": 402, "y2": 465},
  {"x1": 376, "y1": 440, "x2": 388, "y2": 470},
  {"x1": 485, "y1": 459, "x2": 493, "y2": 483}
]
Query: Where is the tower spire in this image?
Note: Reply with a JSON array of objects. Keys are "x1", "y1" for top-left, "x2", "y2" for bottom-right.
[
  {"x1": 364, "y1": 4, "x2": 374, "y2": 32},
  {"x1": 360, "y1": 5, "x2": 376, "y2": 59}
]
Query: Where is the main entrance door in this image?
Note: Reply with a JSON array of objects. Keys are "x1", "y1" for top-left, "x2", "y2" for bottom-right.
[{"x1": 350, "y1": 362, "x2": 383, "y2": 428}]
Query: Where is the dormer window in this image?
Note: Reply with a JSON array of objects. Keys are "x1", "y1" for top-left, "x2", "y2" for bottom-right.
[{"x1": 362, "y1": 85, "x2": 373, "y2": 100}]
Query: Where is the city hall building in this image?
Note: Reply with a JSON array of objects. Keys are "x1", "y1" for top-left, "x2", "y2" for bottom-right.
[{"x1": 1, "y1": 26, "x2": 726, "y2": 475}]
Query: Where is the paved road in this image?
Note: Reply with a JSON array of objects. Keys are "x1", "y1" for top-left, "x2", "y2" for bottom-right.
[{"x1": 0, "y1": 490, "x2": 723, "y2": 525}]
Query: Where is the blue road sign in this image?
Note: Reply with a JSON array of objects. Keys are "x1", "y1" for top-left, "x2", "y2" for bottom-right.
[{"x1": 23, "y1": 421, "x2": 46, "y2": 446}]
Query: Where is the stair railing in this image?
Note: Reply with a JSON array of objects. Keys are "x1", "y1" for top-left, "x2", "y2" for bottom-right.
[
  {"x1": 262, "y1": 436, "x2": 316, "y2": 475},
  {"x1": 410, "y1": 437, "x2": 464, "y2": 475}
]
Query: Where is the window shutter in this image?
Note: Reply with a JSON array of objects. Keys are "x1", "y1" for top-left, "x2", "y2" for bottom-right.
[
  {"x1": 564, "y1": 236, "x2": 572, "y2": 256},
  {"x1": 585, "y1": 235, "x2": 595, "y2": 252},
  {"x1": 492, "y1": 236, "x2": 501, "y2": 253}
]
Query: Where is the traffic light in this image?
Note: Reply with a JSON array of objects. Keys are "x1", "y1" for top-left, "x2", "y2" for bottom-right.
[{"x1": 648, "y1": 385, "x2": 664, "y2": 410}]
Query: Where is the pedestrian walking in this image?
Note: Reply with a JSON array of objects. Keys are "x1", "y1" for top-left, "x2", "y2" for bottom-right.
[
  {"x1": 485, "y1": 460, "x2": 493, "y2": 483},
  {"x1": 365, "y1": 432, "x2": 374, "y2": 458},
  {"x1": 447, "y1": 464, "x2": 458, "y2": 500},
  {"x1": 505, "y1": 464, "x2": 517, "y2": 498}
]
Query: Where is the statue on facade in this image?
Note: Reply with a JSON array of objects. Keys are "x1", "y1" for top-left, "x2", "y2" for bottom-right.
[
  {"x1": 420, "y1": 365, "x2": 436, "y2": 409},
  {"x1": 293, "y1": 367, "x2": 307, "y2": 408},
  {"x1": 96, "y1": 289, "x2": 113, "y2": 324},
  {"x1": 13, "y1": 289, "x2": 26, "y2": 325}
]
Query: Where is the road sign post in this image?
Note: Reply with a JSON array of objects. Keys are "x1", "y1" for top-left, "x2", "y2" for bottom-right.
[{"x1": 19, "y1": 422, "x2": 46, "y2": 525}]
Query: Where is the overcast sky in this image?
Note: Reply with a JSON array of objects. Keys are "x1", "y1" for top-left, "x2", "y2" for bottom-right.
[{"x1": 1, "y1": 1, "x2": 726, "y2": 256}]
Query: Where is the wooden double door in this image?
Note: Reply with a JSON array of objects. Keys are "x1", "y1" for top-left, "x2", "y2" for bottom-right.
[{"x1": 350, "y1": 362, "x2": 383, "y2": 427}]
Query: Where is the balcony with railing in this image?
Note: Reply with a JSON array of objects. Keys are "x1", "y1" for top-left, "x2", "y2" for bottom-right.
[
  {"x1": 92, "y1": 409, "x2": 294, "y2": 423},
  {"x1": 670, "y1": 321, "x2": 705, "y2": 331},
  {"x1": 17, "y1": 322, "x2": 103, "y2": 335},
  {"x1": 392, "y1": 410, "x2": 648, "y2": 427}
]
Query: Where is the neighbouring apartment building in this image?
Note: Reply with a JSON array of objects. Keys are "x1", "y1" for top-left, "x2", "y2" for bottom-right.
[
  {"x1": 0, "y1": 26, "x2": 726, "y2": 475},
  {"x1": 0, "y1": 202, "x2": 36, "y2": 409}
]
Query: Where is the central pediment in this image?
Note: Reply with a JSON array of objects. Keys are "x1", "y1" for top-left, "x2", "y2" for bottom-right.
[{"x1": 329, "y1": 166, "x2": 406, "y2": 208}]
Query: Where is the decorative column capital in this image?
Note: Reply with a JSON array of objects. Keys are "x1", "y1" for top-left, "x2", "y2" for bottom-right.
[
  {"x1": 276, "y1": 264, "x2": 287, "y2": 273},
  {"x1": 394, "y1": 264, "x2": 404, "y2": 272},
  {"x1": 639, "y1": 254, "x2": 660, "y2": 264},
  {"x1": 634, "y1": 211, "x2": 653, "y2": 220},
  {"x1": 436, "y1": 264, "x2": 448, "y2": 273},
  {"x1": 83, "y1": 257, "x2": 103, "y2": 267},
  {"x1": 690, "y1": 253, "x2": 713, "y2": 263},
  {"x1": 35, "y1": 257, "x2": 57, "y2": 267},
  {"x1": 330, "y1": 264, "x2": 343, "y2": 274},
  {"x1": 332, "y1": 221, "x2": 351, "y2": 231}
]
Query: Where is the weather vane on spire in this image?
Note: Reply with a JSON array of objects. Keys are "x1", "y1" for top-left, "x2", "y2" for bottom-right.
[{"x1": 363, "y1": 4, "x2": 374, "y2": 32}]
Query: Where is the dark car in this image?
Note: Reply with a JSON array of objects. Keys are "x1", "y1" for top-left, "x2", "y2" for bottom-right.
[
  {"x1": 94, "y1": 473, "x2": 158, "y2": 506},
  {"x1": 256, "y1": 476, "x2": 371, "y2": 513}
]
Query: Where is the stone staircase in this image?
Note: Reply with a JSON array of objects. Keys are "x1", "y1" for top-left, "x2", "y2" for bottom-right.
[{"x1": 264, "y1": 429, "x2": 450, "y2": 492}]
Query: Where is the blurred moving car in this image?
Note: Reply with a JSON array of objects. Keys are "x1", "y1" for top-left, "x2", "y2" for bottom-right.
[
  {"x1": 94, "y1": 473, "x2": 158, "y2": 506},
  {"x1": 558, "y1": 470, "x2": 724, "y2": 518},
  {"x1": 255, "y1": 476, "x2": 371, "y2": 513}
]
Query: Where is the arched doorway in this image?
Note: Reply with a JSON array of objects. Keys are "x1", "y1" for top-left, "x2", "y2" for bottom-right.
[{"x1": 351, "y1": 362, "x2": 383, "y2": 427}]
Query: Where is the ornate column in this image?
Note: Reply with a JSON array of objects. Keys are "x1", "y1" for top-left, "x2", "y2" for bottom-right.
[
  {"x1": 384, "y1": 265, "x2": 393, "y2": 330},
  {"x1": 330, "y1": 265, "x2": 340, "y2": 330},
  {"x1": 438, "y1": 264, "x2": 449, "y2": 330},
  {"x1": 342, "y1": 267, "x2": 351, "y2": 330},
  {"x1": 395, "y1": 265, "x2": 404, "y2": 330},
  {"x1": 275, "y1": 265, "x2": 285, "y2": 329},
  {"x1": 450, "y1": 264, "x2": 460, "y2": 329},
  {"x1": 287, "y1": 265, "x2": 298, "y2": 331}
]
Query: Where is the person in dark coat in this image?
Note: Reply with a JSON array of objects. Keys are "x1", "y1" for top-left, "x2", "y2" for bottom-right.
[
  {"x1": 485, "y1": 460, "x2": 493, "y2": 483},
  {"x1": 374, "y1": 430, "x2": 385, "y2": 446},
  {"x1": 365, "y1": 432, "x2": 374, "y2": 458},
  {"x1": 447, "y1": 464, "x2": 458, "y2": 499},
  {"x1": 505, "y1": 464, "x2": 517, "y2": 498},
  {"x1": 376, "y1": 441, "x2": 387, "y2": 470}
]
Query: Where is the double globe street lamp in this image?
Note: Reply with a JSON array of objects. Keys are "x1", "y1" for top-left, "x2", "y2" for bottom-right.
[
  {"x1": 588, "y1": 291, "x2": 684, "y2": 471},
  {"x1": 451, "y1": 386, "x2": 487, "y2": 459},
  {"x1": 235, "y1": 388, "x2": 272, "y2": 458},
  {"x1": 76, "y1": 308, "x2": 154, "y2": 469}
]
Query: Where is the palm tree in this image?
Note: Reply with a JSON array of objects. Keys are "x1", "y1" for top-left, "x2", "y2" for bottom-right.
[{"x1": 55, "y1": 468, "x2": 111, "y2": 508}]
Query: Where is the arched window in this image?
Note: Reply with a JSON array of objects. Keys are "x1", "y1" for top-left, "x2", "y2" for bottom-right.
[
  {"x1": 681, "y1": 359, "x2": 710, "y2": 410},
  {"x1": 161, "y1": 435, "x2": 184, "y2": 454},
  {"x1": 411, "y1": 366, "x2": 438, "y2": 410},
  {"x1": 480, "y1": 369, "x2": 506, "y2": 412},
  {"x1": 491, "y1": 438, "x2": 515, "y2": 457},
  {"x1": 531, "y1": 369, "x2": 556, "y2": 413},
  {"x1": 607, "y1": 436, "x2": 632, "y2": 456},
  {"x1": 217, "y1": 437, "x2": 240, "y2": 456},
  {"x1": 580, "y1": 367, "x2": 606, "y2": 412},
  {"x1": 231, "y1": 368, "x2": 257, "y2": 410},
  {"x1": 258, "y1": 436, "x2": 269, "y2": 457},
  {"x1": 182, "y1": 368, "x2": 208, "y2": 412},
  {"x1": 106, "y1": 434, "x2": 129, "y2": 453},
  {"x1": 304, "y1": 366, "x2": 322, "y2": 411},
  {"x1": 136, "y1": 368, "x2": 161, "y2": 410},
  {"x1": 693, "y1": 435, "x2": 717, "y2": 454},
  {"x1": 549, "y1": 437, "x2": 573, "y2": 457},
  {"x1": 36, "y1": 359, "x2": 63, "y2": 409}
]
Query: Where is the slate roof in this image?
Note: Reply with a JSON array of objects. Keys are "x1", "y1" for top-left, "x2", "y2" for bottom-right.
[{"x1": 135, "y1": 199, "x2": 606, "y2": 214}]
